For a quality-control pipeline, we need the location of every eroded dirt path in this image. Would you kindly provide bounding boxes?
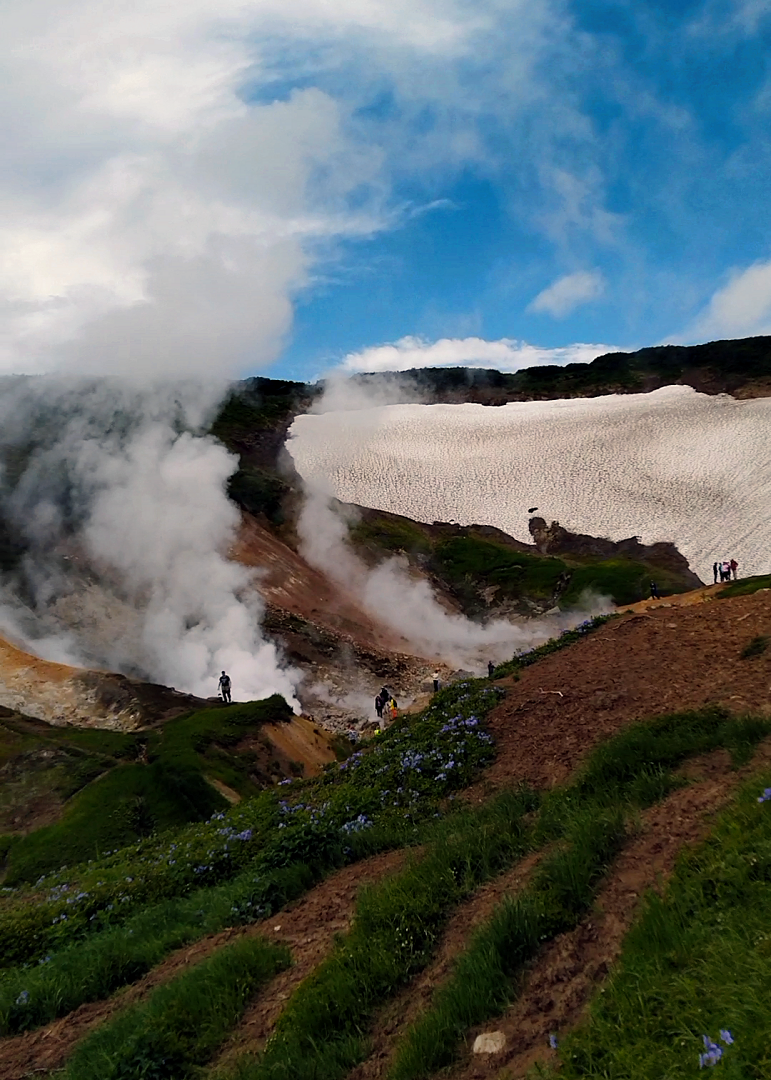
[445,739,771,1080]
[0,849,406,1080]
[346,850,545,1080]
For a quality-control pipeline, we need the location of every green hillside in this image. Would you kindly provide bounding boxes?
[0,696,297,885]
[350,513,698,613]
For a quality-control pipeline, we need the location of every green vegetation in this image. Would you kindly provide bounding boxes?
[227,466,290,525]
[386,705,771,1080]
[350,517,432,557]
[0,862,312,1036]
[63,935,290,1080]
[350,336,771,402]
[2,697,294,885]
[719,573,771,599]
[555,774,771,1078]
[741,635,770,660]
[0,680,501,977]
[389,806,625,1080]
[492,614,614,679]
[432,536,565,605]
[230,790,539,1080]
[211,705,771,1080]
[349,522,695,617]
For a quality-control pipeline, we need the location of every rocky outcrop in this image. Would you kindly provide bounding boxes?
[0,634,204,730]
[527,517,703,588]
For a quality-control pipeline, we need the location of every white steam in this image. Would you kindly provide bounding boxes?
[296,484,610,671]
[0,376,299,706]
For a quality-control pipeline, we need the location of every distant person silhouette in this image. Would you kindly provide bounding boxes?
[431,671,440,693]
[721,560,731,582]
[713,561,719,584]
[218,671,231,703]
[730,558,738,581]
[650,581,660,599]
[488,660,495,678]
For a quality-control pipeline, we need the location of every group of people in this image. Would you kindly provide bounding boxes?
[375,686,398,723]
[713,559,738,583]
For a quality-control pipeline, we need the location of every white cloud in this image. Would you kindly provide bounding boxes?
[527,269,605,318]
[0,0,506,378]
[338,334,617,373]
[686,259,771,341]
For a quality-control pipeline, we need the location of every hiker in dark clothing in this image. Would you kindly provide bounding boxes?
[713,561,719,584]
[730,558,738,581]
[650,581,660,599]
[487,660,495,678]
[375,694,384,719]
[218,671,231,703]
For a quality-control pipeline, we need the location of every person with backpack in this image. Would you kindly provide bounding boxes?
[218,671,232,703]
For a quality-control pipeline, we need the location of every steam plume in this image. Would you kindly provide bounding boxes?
[0,376,299,706]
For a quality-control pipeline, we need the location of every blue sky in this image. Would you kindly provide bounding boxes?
[1,1,770,381]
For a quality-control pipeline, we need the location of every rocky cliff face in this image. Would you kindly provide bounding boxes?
[0,634,205,730]
[527,516,703,589]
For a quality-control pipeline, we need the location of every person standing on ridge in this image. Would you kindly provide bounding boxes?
[650,581,660,599]
[730,558,738,581]
[488,660,495,678]
[713,561,719,584]
[218,670,231,703]
[431,671,440,693]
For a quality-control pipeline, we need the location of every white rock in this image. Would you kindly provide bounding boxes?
[472,1031,506,1054]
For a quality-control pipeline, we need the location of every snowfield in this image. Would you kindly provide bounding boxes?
[287,385,771,584]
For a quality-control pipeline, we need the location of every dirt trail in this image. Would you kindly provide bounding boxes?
[212,847,407,1070]
[347,850,545,1080]
[472,590,771,796]
[445,738,771,1080]
[0,849,405,1080]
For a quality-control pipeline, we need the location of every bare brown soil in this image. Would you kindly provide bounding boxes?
[446,738,771,1080]
[0,849,405,1080]
[3,589,770,1078]
[347,851,545,1080]
[471,590,771,796]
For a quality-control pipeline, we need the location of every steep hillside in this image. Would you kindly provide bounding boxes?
[0,635,203,730]
[2,586,771,1079]
[0,695,339,885]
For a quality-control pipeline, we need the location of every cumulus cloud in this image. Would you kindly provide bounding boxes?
[337,335,617,374]
[0,0,636,377]
[685,259,771,341]
[0,0,501,378]
[527,270,605,318]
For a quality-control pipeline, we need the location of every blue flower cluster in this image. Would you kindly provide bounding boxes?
[757,788,771,803]
[699,1030,733,1068]
[1,678,503,967]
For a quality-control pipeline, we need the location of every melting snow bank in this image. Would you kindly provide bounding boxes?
[287,385,771,584]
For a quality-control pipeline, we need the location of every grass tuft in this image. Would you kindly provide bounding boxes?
[62,935,289,1080]
[740,634,769,660]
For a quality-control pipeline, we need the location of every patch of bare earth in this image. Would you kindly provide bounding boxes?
[0,849,405,1080]
[347,850,545,1080]
[470,590,771,798]
[445,738,771,1080]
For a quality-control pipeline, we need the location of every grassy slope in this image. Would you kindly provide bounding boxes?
[350,520,696,611]
[2,623,771,1076]
[0,696,294,885]
[556,772,771,1079]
